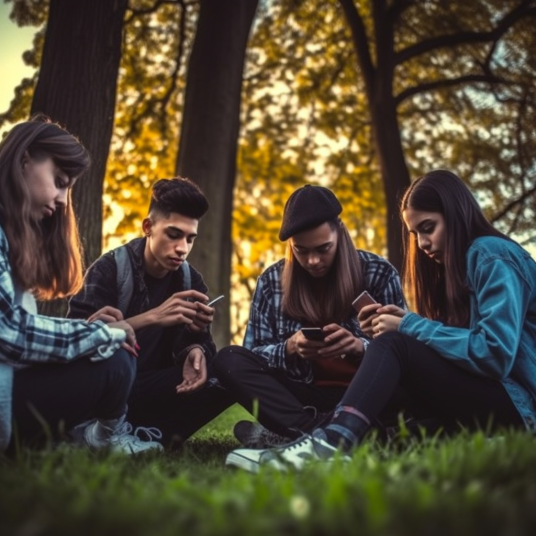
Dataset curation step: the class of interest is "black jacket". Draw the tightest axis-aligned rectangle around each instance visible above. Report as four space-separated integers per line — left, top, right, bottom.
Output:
67 237 216 365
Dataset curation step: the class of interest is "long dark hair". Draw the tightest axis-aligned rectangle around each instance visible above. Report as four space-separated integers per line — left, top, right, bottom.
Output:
0 116 90 299
281 219 363 325
401 170 508 326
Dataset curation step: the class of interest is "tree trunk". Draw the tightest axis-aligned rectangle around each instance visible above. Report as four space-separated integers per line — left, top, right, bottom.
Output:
369 97 410 272
31 0 127 316
339 0 409 272
176 0 259 349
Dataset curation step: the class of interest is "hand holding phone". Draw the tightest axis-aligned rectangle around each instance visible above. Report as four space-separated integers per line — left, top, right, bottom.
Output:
301 327 326 341
351 290 377 313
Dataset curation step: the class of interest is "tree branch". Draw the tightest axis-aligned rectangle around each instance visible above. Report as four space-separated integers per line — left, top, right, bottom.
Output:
395 1 536 65
338 0 376 95
395 73 506 106
155 0 188 134
491 184 536 224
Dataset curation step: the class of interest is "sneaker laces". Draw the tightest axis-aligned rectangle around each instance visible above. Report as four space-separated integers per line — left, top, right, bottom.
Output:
113 418 163 443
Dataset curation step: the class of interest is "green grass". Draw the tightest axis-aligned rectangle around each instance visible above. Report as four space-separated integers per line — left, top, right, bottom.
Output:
2 404 536 536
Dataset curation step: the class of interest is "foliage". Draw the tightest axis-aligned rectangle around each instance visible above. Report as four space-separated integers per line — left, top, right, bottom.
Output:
0 0 46 131
2 0 535 338
2 406 536 536
104 0 199 247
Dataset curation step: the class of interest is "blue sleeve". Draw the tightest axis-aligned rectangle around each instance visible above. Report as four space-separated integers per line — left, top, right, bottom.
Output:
399 251 533 379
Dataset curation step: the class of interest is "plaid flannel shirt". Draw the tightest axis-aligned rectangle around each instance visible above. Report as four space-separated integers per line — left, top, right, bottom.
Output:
0 228 125 366
243 249 406 383
0 225 126 450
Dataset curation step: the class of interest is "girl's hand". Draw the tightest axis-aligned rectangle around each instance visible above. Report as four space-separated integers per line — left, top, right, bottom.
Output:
357 303 382 337
87 306 124 324
371 314 403 337
108 320 139 357
317 324 364 359
375 304 407 318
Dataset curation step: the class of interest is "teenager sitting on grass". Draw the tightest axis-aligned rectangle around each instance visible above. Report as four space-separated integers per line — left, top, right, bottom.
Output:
226 170 536 472
0 117 162 455
68 177 233 449
214 185 406 449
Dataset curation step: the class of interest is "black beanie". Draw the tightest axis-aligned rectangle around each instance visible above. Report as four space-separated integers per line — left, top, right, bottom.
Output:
279 184 343 241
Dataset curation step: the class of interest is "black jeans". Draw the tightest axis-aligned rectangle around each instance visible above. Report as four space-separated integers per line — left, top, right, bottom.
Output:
11 348 136 450
213 345 348 438
340 331 525 433
127 366 234 448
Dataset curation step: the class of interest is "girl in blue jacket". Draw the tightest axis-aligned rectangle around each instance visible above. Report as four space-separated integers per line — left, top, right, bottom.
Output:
226 170 536 472
0 117 161 454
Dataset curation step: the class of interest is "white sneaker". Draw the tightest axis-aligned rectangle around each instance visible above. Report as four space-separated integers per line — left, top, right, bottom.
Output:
72 415 164 454
225 429 349 473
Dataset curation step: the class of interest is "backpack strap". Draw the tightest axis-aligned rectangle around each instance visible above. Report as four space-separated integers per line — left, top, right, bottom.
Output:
114 245 133 316
114 245 191 315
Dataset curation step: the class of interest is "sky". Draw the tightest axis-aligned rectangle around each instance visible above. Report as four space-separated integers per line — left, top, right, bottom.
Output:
0 1 37 128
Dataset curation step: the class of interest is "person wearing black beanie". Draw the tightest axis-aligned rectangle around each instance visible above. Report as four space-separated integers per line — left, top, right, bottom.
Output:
213 184 406 456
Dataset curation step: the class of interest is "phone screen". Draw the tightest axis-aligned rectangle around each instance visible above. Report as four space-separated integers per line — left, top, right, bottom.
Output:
302 328 326 341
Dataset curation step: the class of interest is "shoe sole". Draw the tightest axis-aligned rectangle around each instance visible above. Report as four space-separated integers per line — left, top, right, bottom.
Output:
225 451 262 473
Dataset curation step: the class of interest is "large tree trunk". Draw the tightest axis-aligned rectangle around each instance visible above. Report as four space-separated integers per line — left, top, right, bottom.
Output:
31 0 127 316
176 0 258 349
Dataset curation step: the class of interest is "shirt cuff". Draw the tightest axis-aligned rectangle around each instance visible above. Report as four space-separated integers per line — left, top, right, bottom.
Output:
90 327 127 361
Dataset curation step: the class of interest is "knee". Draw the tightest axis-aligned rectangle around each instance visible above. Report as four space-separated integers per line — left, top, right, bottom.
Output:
212 345 254 381
368 330 407 348
100 348 136 388
365 331 416 370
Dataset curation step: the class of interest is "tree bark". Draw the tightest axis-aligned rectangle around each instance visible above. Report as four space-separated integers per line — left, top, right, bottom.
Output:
31 0 127 315
339 0 410 271
176 0 259 349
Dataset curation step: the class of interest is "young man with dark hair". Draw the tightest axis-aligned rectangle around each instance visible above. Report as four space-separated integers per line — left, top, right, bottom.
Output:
68 177 232 449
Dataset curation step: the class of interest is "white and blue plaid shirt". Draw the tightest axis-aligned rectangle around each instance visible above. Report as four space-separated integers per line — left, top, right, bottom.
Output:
244 250 406 383
0 225 126 450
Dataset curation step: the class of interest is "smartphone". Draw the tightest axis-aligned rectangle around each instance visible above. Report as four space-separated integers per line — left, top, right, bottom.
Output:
352 290 378 313
301 327 326 341
207 295 225 307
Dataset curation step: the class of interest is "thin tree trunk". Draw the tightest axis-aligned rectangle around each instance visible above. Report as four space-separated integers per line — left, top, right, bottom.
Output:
31 0 127 316
339 0 409 271
176 0 259 348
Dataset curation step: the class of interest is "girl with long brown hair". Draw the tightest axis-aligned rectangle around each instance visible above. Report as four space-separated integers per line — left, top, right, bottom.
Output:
214 184 405 449
0 117 161 454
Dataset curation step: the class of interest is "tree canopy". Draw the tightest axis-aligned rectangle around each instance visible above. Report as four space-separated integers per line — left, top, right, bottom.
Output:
2 0 535 342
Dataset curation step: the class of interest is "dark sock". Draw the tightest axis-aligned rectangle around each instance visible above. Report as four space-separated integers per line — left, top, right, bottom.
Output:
323 405 370 452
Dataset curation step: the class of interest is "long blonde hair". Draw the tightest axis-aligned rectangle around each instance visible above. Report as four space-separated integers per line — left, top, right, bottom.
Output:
281 219 363 326
0 117 90 299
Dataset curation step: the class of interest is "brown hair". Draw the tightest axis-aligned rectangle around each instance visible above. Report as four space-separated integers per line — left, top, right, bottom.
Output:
401 170 508 326
0 116 90 299
281 219 363 325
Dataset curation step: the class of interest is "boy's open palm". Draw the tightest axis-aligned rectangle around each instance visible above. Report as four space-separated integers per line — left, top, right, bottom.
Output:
175 347 207 393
